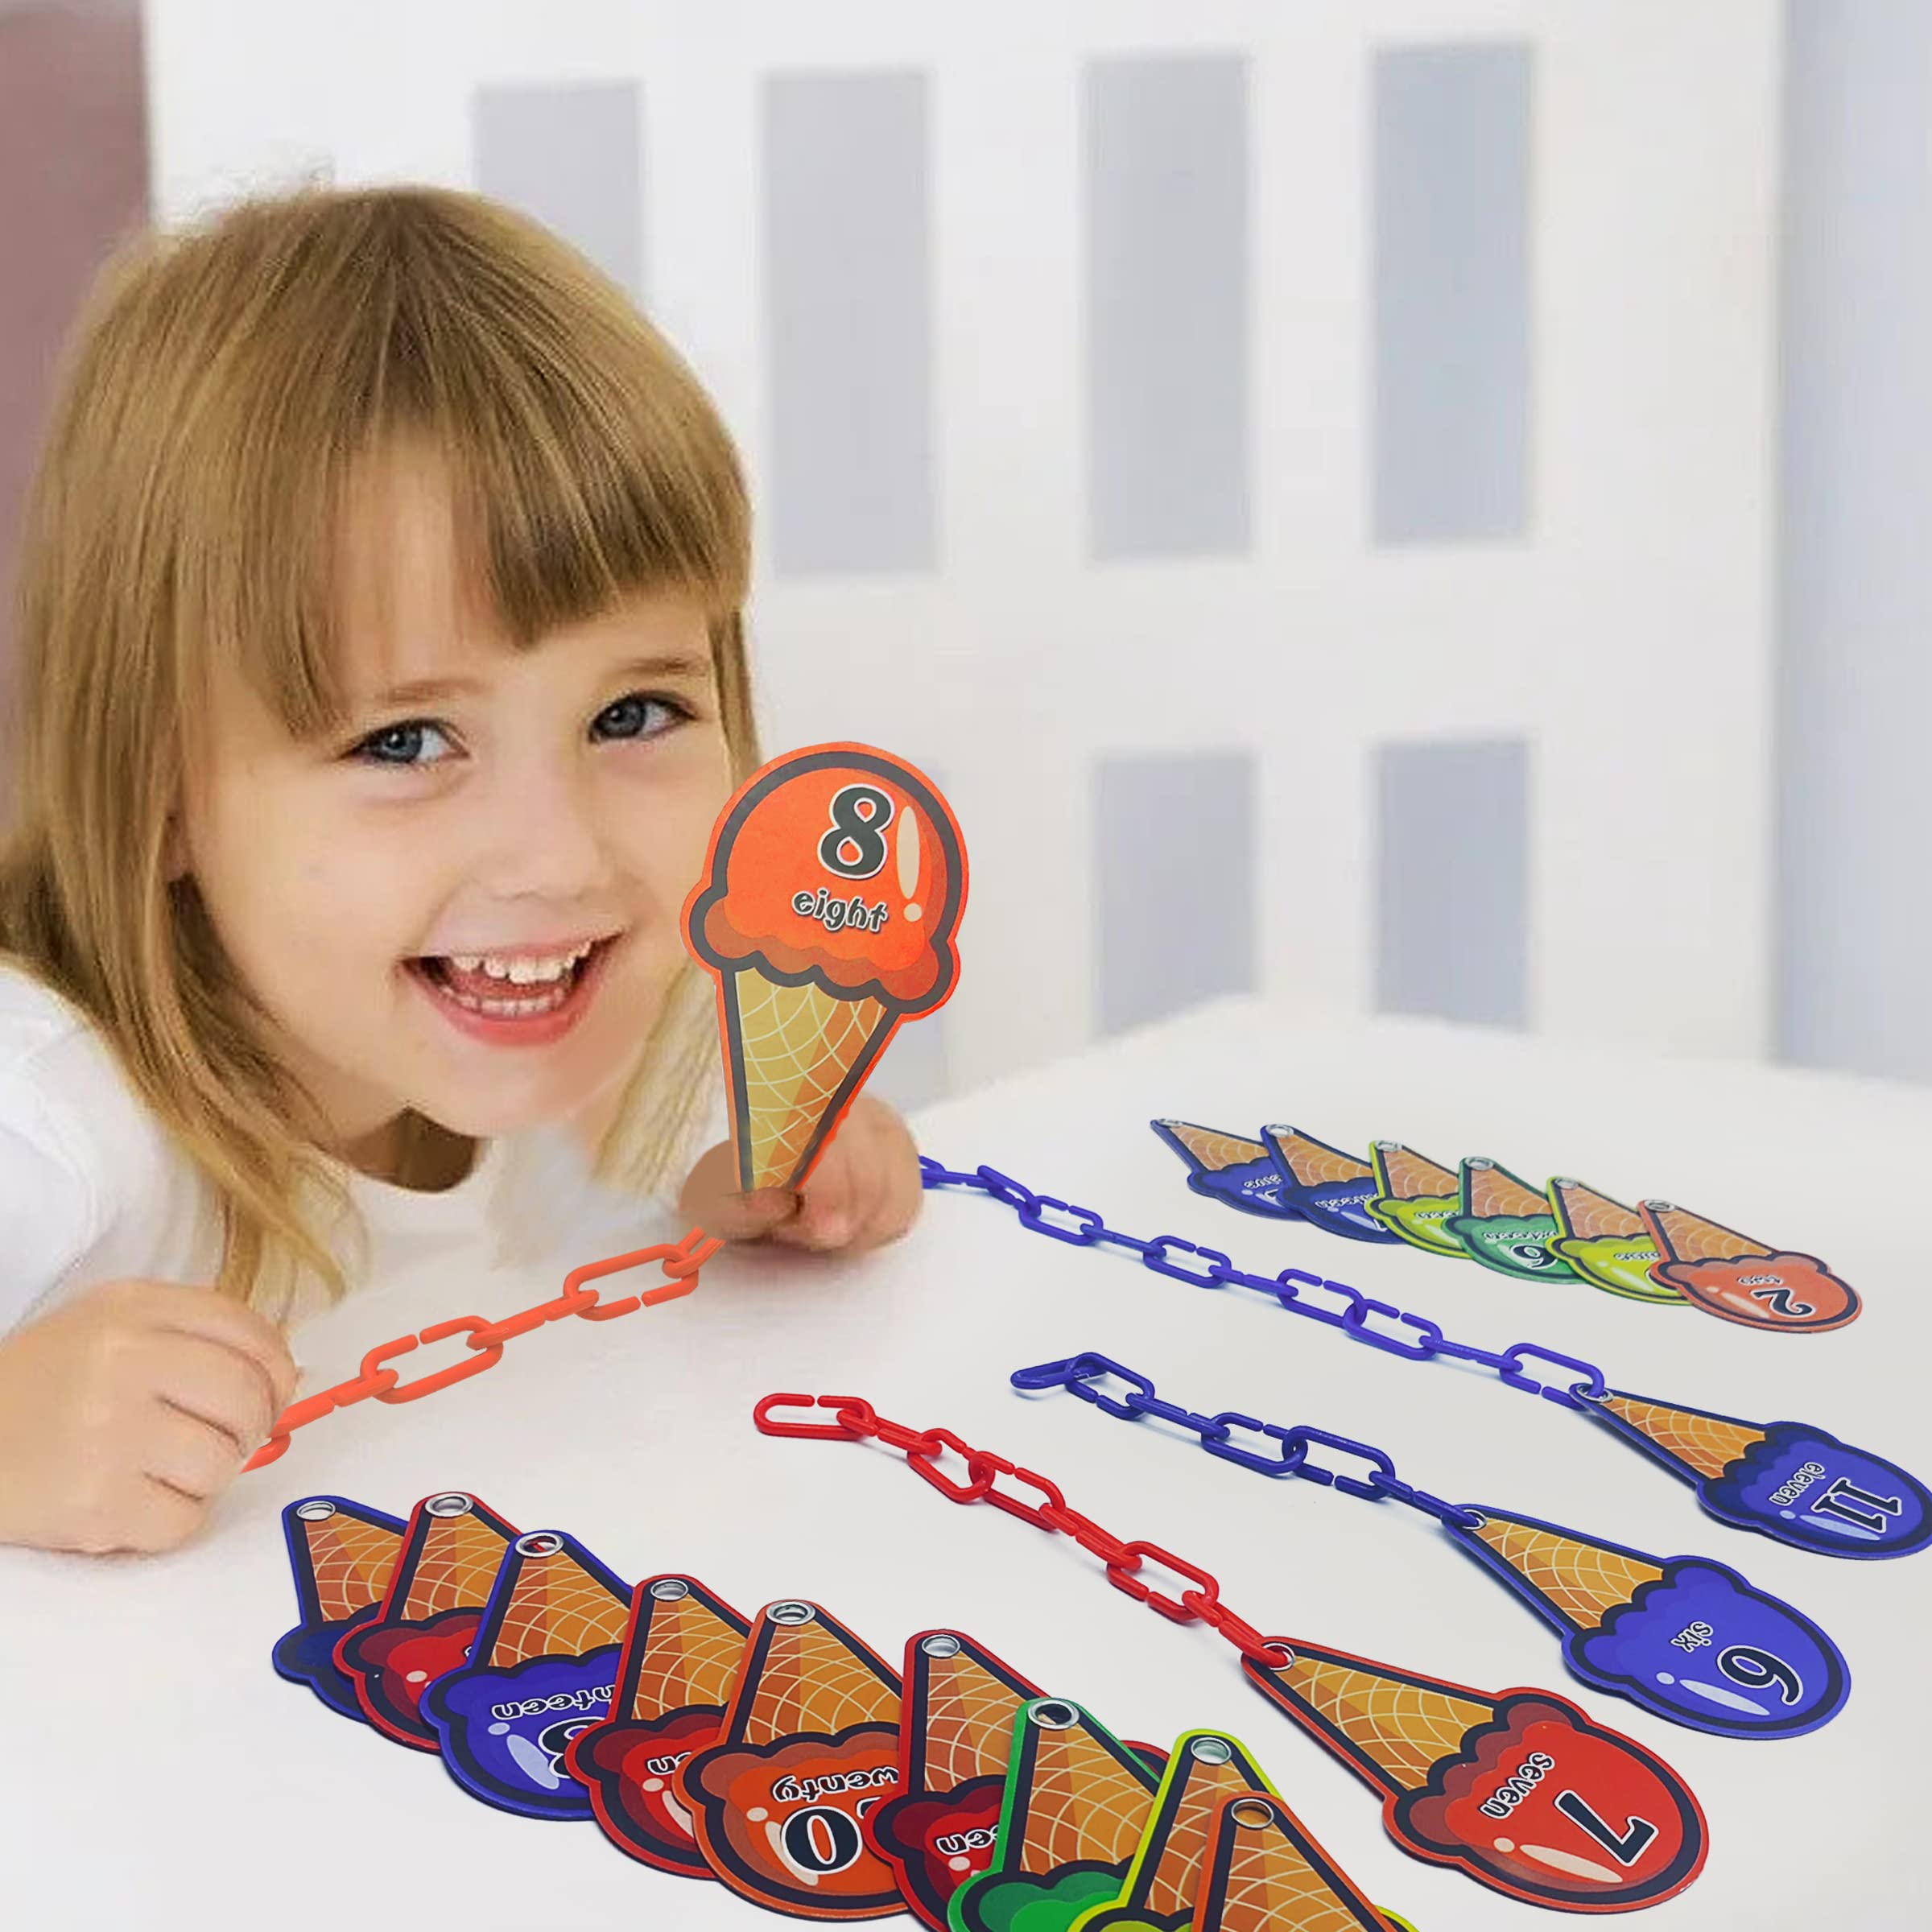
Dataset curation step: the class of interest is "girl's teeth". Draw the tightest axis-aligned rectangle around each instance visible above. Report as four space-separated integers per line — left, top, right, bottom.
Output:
444 943 594 983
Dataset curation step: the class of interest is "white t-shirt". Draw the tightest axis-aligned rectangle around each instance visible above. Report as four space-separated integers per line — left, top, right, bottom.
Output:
0 961 720 1342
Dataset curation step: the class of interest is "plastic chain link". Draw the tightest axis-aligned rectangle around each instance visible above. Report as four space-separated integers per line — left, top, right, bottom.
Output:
242 1228 724 1472
921 1158 1608 1408
752 1392 1296 1668
1010 1352 1484 1530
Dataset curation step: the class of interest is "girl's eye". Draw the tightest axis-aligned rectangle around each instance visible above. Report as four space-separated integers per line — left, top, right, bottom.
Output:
352 720 456 766
592 691 688 741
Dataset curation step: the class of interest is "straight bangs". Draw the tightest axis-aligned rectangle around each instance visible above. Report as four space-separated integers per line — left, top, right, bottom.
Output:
165 186 752 756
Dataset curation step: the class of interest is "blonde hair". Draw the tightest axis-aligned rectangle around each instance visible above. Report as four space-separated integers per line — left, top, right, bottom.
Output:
1 184 757 1315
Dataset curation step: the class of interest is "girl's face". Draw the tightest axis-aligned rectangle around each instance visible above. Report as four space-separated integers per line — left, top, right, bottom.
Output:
177 447 737 1163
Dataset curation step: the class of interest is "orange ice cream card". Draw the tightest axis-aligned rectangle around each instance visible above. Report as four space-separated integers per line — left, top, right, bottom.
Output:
684 745 968 1194
1637 1198 1861 1334
677 1598 907 1919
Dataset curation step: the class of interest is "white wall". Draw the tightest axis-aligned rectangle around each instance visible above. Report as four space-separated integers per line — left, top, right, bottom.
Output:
142 0 1785 1096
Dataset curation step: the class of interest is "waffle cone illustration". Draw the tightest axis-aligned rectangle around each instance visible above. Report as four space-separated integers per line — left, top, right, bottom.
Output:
1598 1394 1765 1481
1463 1158 1547 1219
1195 1794 1394 1932
724 972 893 1191
1265 1126 1373 1187
396 1497 518 1622
728 1605 901 1744
906 1632 1033 1790
291 1499 402 1624
1374 1142 1458 1200
617 1576 747 1723
1463 1512 1663 1631
1093 1732 1275 1927
1012 1712 1156 1873
487 1533 631 1667
1257 1646 1496 1792
1157 1119 1270 1173
866 1633 1045 1929
1645 1201 1759 1262
1550 1177 1645 1241
687 745 967 1193
680 1602 905 1918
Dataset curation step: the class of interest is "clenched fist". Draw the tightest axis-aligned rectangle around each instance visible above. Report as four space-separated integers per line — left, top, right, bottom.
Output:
0 1279 298 1554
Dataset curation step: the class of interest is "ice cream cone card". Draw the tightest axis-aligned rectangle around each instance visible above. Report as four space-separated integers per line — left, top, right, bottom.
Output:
1583 1390 1932 1558
1638 1199 1861 1333
1192 1794 1404 1932
949 1698 1163 1932
678 1599 906 1919
420 1528 633 1818
273 1495 406 1723
1546 1179 1682 1306
1444 1158 1579 1284
563 1575 752 1878
1365 1142 1468 1258
1066 1730 1278 1932
684 745 966 1195
1151 1120 1298 1220
1446 1506 1849 1739
333 1489 519 1750
1243 1639 1707 1910
869 1630 1172 1932
1261 1126 1400 1243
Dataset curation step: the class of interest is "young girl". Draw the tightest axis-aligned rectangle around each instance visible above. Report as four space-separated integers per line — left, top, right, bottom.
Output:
0 184 921 1558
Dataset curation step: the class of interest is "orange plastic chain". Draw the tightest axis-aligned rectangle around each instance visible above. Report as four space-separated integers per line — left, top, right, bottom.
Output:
242 1227 723 1472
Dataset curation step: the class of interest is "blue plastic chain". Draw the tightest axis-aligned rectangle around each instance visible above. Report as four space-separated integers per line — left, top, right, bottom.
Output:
1011 1349 1483 1530
920 1156 1608 1409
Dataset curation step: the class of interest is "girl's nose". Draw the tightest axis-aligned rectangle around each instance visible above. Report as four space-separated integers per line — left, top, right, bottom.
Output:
472 758 615 902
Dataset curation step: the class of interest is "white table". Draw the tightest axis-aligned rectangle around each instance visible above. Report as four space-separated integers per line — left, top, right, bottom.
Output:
4 998 1928 1929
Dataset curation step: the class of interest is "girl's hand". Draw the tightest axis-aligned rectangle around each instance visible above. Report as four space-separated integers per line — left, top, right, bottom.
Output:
680 1095 923 1253
0 1279 299 1555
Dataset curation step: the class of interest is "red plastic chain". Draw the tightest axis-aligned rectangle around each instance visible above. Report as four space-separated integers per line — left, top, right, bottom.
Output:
750 1393 1294 1668
242 1228 723 1472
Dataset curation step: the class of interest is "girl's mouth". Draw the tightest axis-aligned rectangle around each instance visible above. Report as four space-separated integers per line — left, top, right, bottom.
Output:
406 935 620 1046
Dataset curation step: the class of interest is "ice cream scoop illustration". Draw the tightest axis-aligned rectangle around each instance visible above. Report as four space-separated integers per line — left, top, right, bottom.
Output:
1447 1507 1849 1739
1584 1391 1932 1558
685 745 966 1192
1244 1638 1707 1909
1639 1199 1860 1333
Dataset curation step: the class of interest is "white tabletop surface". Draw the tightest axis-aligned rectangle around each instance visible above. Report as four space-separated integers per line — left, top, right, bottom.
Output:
3 997 1929 1930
